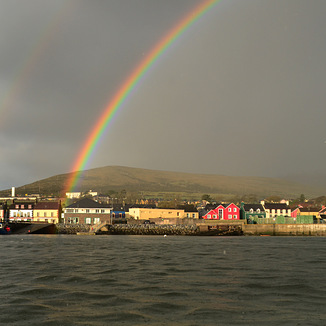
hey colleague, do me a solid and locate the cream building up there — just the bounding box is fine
[261,201,291,219]
[33,201,62,224]
[129,208,185,220]
[66,192,81,199]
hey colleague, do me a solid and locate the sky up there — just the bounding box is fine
[1,0,326,190]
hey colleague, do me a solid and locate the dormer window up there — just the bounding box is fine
[250,208,254,213]
[257,209,260,213]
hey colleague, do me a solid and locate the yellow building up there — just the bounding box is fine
[297,207,321,219]
[129,208,185,221]
[33,201,62,224]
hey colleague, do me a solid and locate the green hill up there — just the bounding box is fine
[2,166,326,200]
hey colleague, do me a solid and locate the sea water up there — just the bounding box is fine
[0,235,325,325]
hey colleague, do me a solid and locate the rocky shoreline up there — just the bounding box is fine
[55,223,243,236]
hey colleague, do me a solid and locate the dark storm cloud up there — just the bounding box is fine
[1,0,326,189]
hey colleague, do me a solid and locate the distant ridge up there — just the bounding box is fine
[1,165,325,198]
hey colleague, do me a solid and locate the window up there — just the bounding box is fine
[207,214,211,219]
[213,214,217,219]
[94,218,100,224]
[28,205,32,209]
[75,209,79,213]
[250,208,253,213]
[234,208,237,212]
[51,212,54,217]
[233,215,237,219]
[67,217,79,224]
[192,214,196,218]
[85,217,92,224]
[177,212,180,216]
[44,212,47,217]
[228,208,231,212]
[218,209,223,219]
[257,209,260,213]
[101,209,105,213]
[228,215,232,219]
[95,209,99,213]
[37,212,40,217]
[86,209,90,213]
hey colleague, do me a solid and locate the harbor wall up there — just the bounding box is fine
[243,224,326,236]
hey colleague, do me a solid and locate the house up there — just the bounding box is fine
[202,203,240,220]
[184,206,199,219]
[63,198,112,225]
[9,201,35,221]
[295,207,321,222]
[111,204,126,219]
[33,201,62,224]
[240,203,266,222]
[261,201,291,218]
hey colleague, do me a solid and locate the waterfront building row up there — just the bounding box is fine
[2,201,62,224]
[1,196,325,226]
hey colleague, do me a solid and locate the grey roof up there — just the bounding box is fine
[264,203,290,210]
[299,207,320,213]
[34,201,60,210]
[66,198,111,209]
[243,204,265,212]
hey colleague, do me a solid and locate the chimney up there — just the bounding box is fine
[11,187,15,197]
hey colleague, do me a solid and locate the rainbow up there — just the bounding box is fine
[64,0,220,195]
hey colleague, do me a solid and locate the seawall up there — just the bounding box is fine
[243,224,326,236]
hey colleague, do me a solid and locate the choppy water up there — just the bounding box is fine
[0,235,325,325]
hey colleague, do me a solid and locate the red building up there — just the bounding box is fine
[203,203,240,220]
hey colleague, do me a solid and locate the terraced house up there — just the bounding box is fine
[64,198,111,225]
[9,201,35,221]
[240,203,266,221]
[33,201,62,224]
[261,201,291,218]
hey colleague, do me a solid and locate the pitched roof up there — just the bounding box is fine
[66,198,111,209]
[34,201,60,210]
[264,203,290,210]
[299,207,321,213]
[243,204,264,212]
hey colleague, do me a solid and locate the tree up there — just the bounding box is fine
[299,194,306,203]
[201,194,212,202]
